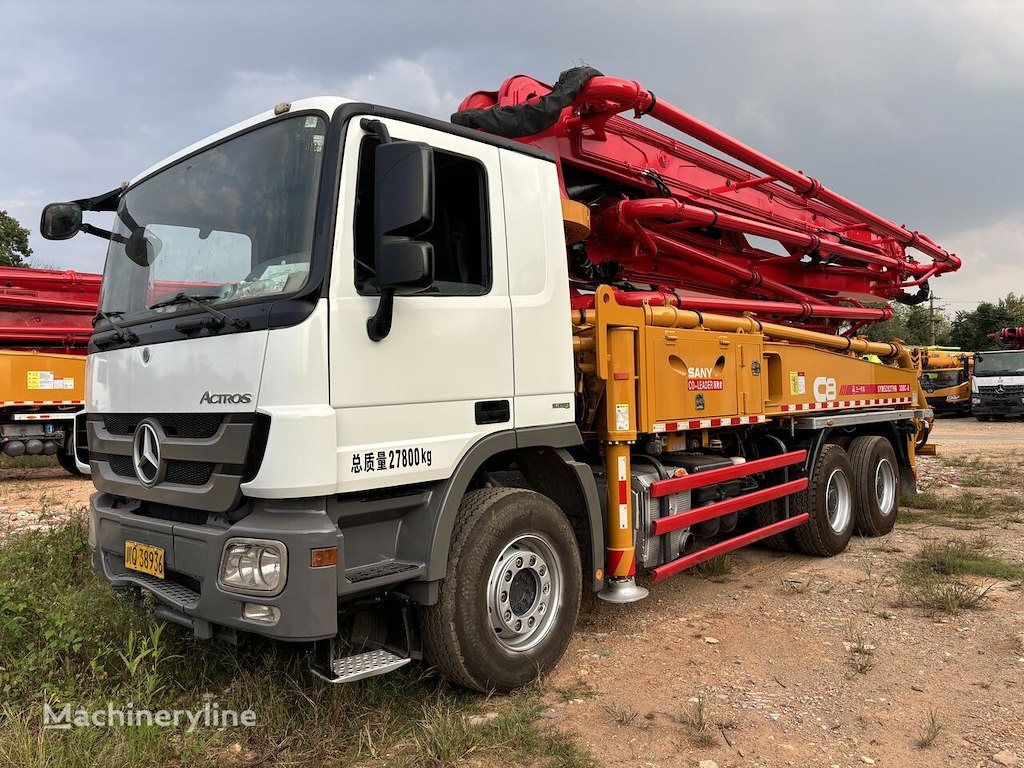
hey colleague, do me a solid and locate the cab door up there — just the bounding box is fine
[328,115,513,492]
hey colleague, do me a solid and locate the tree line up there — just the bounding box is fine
[0,209,33,268]
[863,296,1024,351]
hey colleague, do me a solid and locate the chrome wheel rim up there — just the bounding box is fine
[826,468,852,534]
[486,533,562,652]
[874,458,897,517]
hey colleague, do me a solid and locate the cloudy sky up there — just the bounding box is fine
[2,0,1022,314]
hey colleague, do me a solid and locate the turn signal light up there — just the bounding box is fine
[311,546,338,568]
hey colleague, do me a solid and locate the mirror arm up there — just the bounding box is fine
[361,118,392,145]
[366,289,395,342]
[79,222,123,242]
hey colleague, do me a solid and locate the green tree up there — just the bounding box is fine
[863,303,950,346]
[0,210,33,267]
[949,294,1024,351]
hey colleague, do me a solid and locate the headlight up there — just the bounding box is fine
[218,539,287,595]
[972,398,981,405]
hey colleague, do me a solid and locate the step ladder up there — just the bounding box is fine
[311,648,411,684]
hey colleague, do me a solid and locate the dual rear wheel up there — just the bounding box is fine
[793,437,900,556]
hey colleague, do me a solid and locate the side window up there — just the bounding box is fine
[354,136,491,296]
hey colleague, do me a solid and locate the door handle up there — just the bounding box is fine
[475,400,510,425]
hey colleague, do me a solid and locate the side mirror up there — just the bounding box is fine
[377,240,434,292]
[375,142,434,239]
[40,203,83,240]
[367,139,436,342]
[124,228,163,267]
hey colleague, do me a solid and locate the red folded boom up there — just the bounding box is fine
[455,69,960,333]
[0,267,102,353]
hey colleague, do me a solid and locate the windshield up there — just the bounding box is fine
[919,370,963,391]
[98,114,327,323]
[975,351,1024,377]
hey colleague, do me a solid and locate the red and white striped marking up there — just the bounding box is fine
[778,397,911,412]
[617,455,629,530]
[652,415,768,433]
[0,400,83,406]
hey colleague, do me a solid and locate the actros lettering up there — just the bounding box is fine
[199,391,253,405]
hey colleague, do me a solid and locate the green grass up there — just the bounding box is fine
[914,538,1023,580]
[0,454,59,470]
[690,553,734,580]
[901,491,943,510]
[894,537,1020,615]
[0,515,593,767]
[899,491,1006,529]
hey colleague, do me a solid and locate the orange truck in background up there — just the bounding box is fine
[0,267,101,474]
[913,347,974,416]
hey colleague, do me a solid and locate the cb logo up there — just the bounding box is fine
[813,377,837,403]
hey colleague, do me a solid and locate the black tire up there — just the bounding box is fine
[848,436,900,537]
[56,448,84,476]
[976,414,990,422]
[793,444,856,556]
[420,487,582,692]
[753,500,798,551]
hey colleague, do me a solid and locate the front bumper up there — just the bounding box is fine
[972,403,1024,418]
[90,492,340,642]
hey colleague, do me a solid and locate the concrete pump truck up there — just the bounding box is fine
[42,68,959,692]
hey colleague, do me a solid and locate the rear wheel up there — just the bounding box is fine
[849,436,900,536]
[793,444,856,556]
[420,487,582,692]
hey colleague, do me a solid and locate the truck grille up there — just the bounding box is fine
[108,454,216,487]
[978,384,1024,395]
[88,412,269,513]
[103,413,224,439]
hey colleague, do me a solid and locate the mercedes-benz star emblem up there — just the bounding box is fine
[132,420,165,487]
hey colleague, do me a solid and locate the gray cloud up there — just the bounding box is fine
[1,0,1021,306]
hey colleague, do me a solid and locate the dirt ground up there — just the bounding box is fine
[2,420,1022,767]
[541,418,1024,768]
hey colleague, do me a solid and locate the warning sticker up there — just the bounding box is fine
[615,403,630,432]
[27,371,74,390]
[789,371,806,395]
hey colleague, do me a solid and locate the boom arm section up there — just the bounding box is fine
[454,68,960,333]
[989,327,1024,349]
[0,267,102,353]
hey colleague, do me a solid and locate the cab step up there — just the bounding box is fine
[311,648,411,684]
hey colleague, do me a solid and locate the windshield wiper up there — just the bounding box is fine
[150,292,249,331]
[93,309,139,345]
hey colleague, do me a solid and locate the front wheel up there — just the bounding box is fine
[421,487,582,692]
[976,414,990,422]
[793,443,856,556]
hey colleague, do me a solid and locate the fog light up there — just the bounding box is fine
[219,539,287,596]
[972,398,981,405]
[242,603,281,624]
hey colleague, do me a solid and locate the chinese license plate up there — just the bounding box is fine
[124,540,165,579]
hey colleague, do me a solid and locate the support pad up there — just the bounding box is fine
[598,577,649,603]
